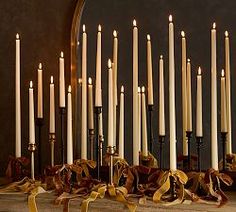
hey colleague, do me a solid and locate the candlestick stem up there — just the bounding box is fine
[148,105,154,154]
[170,175,177,200]
[186,131,192,170]
[158,135,165,170]
[196,136,203,172]
[221,132,227,171]
[99,135,104,166]
[89,129,95,160]
[107,146,115,185]
[28,143,36,181]
[59,107,66,164]
[49,133,56,167]
[36,118,43,175]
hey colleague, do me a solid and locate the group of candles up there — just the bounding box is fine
[14,15,232,172]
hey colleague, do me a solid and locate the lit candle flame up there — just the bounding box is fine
[225,31,229,37]
[113,30,117,38]
[221,69,225,77]
[108,59,112,68]
[160,55,163,59]
[213,23,216,29]
[38,63,42,69]
[121,85,124,93]
[98,25,101,32]
[198,67,201,75]
[50,76,53,84]
[60,51,64,58]
[83,24,86,32]
[133,19,137,27]
[88,77,92,85]
[30,81,33,88]
[169,15,173,22]
[141,86,145,93]
[147,34,151,41]
[187,58,190,63]
[16,33,20,39]
[138,86,141,93]
[181,31,185,37]
[68,85,72,93]
[78,78,82,84]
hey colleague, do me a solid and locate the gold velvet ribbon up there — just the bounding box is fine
[139,152,158,168]
[113,157,129,185]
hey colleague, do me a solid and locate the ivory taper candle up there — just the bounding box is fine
[119,86,124,159]
[225,31,232,154]
[196,68,203,137]
[169,15,177,171]
[186,59,192,132]
[141,87,148,157]
[81,25,87,159]
[88,78,94,130]
[159,55,165,136]
[59,52,65,108]
[67,86,73,165]
[133,19,139,165]
[138,87,141,152]
[49,76,55,134]
[181,31,188,155]
[15,33,21,158]
[221,70,227,133]
[211,23,218,170]
[29,81,35,144]
[37,63,43,118]
[147,34,153,105]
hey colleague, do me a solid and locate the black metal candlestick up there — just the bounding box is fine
[221,132,227,171]
[196,136,203,172]
[89,129,95,160]
[107,146,115,185]
[158,135,165,170]
[186,131,192,170]
[95,106,102,180]
[49,133,56,167]
[148,105,154,154]
[170,175,177,200]
[36,118,43,175]
[59,107,66,165]
[28,143,36,181]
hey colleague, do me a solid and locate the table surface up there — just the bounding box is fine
[0,191,236,212]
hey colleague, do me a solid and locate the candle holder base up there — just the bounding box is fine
[49,133,56,167]
[36,118,44,176]
[59,107,66,165]
[170,175,177,201]
[28,143,36,181]
[107,146,116,185]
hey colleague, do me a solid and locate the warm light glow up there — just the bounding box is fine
[16,33,19,39]
[221,69,225,77]
[68,85,72,93]
[187,58,190,63]
[198,67,201,75]
[77,41,80,46]
[160,55,163,59]
[113,30,117,38]
[98,25,101,32]
[60,51,64,58]
[121,85,124,93]
[147,34,151,41]
[83,24,86,32]
[213,23,216,29]
[141,86,145,93]
[78,78,82,84]
[169,15,173,22]
[50,76,53,84]
[88,77,92,85]
[138,86,141,93]
[38,63,42,69]
[181,31,185,37]
[225,31,229,37]
[108,59,112,69]
[133,19,137,27]
[30,81,33,88]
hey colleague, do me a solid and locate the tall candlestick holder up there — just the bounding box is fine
[95,106,102,180]
[99,134,104,166]
[49,133,56,167]
[196,136,203,172]
[107,146,115,185]
[158,135,165,170]
[36,118,43,175]
[28,143,36,181]
[221,132,227,171]
[186,131,192,170]
[59,107,66,165]
[170,175,177,200]
[148,105,154,154]
[89,129,95,160]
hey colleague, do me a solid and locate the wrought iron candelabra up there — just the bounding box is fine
[59,107,66,165]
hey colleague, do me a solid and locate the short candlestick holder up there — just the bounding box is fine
[99,134,104,166]
[170,175,177,200]
[89,129,95,160]
[107,146,116,185]
[148,105,154,154]
[186,131,192,170]
[49,133,56,167]
[36,118,44,175]
[158,135,165,170]
[196,136,203,172]
[221,132,227,171]
[59,107,66,165]
[28,143,36,181]
[95,106,102,180]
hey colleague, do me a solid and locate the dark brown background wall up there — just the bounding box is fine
[1,0,236,176]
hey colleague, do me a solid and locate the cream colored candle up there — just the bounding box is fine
[186,59,192,132]
[225,31,232,154]
[169,15,177,171]
[133,19,139,165]
[67,86,73,165]
[138,87,141,152]
[99,110,103,137]
[119,86,124,159]
[88,78,94,130]
[141,87,148,157]
[108,59,114,147]
[147,34,153,105]
[59,52,65,108]
[211,23,218,170]
[181,31,188,156]
[112,62,116,147]
[159,55,165,136]
[81,25,87,159]
[15,33,21,158]
[95,25,102,107]
[29,81,35,144]
[37,63,43,118]
[49,76,55,134]
[196,68,203,137]
[221,70,227,133]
